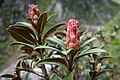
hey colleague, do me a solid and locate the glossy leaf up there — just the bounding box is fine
[80,37,97,48]
[43,22,66,42]
[83,48,106,54]
[47,37,66,49]
[76,47,90,56]
[20,45,33,51]
[74,48,106,63]
[15,22,38,40]
[22,61,27,69]
[80,31,87,43]
[9,42,35,49]
[7,25,37,45]
[36,11,47,34]
[96,56,112,62]
[0,74,15,78]
[15,60,22,76]
[34,45,66,56]
[15,68,44,78]
[9,24,38,41]
[47,13,56,22]
[35,58,68,71]
[54,31,66,37]
[15,22,32,28]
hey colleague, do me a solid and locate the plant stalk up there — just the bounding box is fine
[36,49,49,80]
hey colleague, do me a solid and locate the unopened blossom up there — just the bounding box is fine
[28,4,40,26]
[66,19,80,51]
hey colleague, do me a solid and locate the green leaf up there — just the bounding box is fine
[83,48,106,54]
[54,31,66,37]
[63,71,73,80]
[80,31,87,43]
[43,22,66,42]
[15,60,22,76]
[7,25,38,45]
[80,37,97,48]
[98,69,112,76]
[9,42,35,48]
[47,37,66,49]
[15,22,32,28]
[12,77,21,80]
[74,53,93,64]
[0,74,15,78]
[27,17,35,27]
[36,11,47,34]
[35,58,68,71]
[47,13,56,22]
[15,22,38,40]
[96,56,113,62]
[76,47,90,56]
[34,45,66,56]
[74,48,106,63]
[22,60,27,68]
[20,45,33,51]
[11,23,38,40]
[15,68,44,78]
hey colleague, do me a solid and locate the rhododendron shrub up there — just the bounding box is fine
[0,4,112,80]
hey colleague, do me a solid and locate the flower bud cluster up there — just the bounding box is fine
[28,4,40,26]
[66,19,80,51]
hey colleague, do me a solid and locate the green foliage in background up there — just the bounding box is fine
[94,12,120,80]
[0,0,20,68]
[61,0,120,24]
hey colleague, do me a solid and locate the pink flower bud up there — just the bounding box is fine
[76,28,80,38]
[70,32,76,42]
[33,15,38,20]
[69,42,76,48]
[33,20,38,26]
[28,4,40,26]
[75,39,80,46]
[28,4,40,17]
[66,19,80,51]
[66,38,70,45]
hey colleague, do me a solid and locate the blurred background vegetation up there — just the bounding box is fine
[0,0,120,79]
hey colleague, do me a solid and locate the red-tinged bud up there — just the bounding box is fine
[69,42,76,48]
[70,32,76,42]
[33,15,38,20]
[66,38,70,45]
[66,19,80,51]
[28,4,40,17]
[28,4,40,26]
[75,39,80,46]
[76,28,80,38]
[33,20,38,26]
